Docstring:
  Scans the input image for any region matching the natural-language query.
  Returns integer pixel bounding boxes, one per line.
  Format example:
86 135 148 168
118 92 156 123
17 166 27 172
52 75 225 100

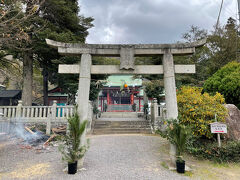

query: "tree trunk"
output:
22 52 33 106
43 67 48 105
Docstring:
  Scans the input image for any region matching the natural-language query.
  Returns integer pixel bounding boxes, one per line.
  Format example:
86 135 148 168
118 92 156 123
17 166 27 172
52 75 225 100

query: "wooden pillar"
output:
107 91 110 105
131 94 134 104
139 98 141 112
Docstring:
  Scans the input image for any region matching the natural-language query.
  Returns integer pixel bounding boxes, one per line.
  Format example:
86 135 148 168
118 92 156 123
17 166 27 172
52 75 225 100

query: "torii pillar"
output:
46 38 206 165
163 50 178 164
78 54 91 146
163 50 178 119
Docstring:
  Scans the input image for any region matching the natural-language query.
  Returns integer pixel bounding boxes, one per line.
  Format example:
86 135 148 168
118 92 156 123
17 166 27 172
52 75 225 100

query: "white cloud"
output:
78 0 238 44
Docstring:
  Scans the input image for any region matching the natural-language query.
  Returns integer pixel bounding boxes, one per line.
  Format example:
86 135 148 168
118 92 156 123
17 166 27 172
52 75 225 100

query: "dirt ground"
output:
158 139 240 180
0 134 239 180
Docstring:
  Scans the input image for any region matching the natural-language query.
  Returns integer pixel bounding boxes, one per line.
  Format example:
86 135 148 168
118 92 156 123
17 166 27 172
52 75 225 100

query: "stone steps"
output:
94 125 150 128
101 112 138 118
93 120 152 135
94 121 149 125
93 130 152 135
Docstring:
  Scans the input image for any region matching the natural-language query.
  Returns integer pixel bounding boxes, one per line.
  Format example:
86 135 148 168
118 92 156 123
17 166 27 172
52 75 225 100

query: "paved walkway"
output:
97 117 144 121
0 134 189 180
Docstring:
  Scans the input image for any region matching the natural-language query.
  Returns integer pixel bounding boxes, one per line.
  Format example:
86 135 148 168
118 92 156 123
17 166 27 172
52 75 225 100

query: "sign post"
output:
210 122 227 147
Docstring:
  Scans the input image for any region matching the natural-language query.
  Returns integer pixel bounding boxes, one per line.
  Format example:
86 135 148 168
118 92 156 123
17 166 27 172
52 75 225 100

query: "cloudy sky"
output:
78 0 238 44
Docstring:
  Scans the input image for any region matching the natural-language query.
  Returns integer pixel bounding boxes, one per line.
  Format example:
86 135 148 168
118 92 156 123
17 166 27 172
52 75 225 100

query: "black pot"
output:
68 161 78 174
176 160 185 173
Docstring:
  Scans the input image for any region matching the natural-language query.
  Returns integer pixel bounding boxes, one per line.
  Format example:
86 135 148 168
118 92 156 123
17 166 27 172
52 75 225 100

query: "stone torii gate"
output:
46 38 205 162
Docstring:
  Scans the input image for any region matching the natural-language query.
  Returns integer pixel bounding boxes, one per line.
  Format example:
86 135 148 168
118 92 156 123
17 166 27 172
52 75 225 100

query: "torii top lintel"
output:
46 39 206 56
46 39 206 70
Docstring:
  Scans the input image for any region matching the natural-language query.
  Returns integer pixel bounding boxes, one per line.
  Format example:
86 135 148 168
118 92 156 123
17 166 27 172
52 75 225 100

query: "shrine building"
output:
99 75 144 112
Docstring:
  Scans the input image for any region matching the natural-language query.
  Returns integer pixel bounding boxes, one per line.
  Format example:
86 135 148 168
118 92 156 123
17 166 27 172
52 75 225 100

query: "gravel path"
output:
0 134 189 180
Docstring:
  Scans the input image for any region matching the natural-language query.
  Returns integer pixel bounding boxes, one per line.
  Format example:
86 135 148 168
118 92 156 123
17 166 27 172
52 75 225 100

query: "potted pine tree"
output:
59 110 88 174
162 118 191 173
173 123 189 173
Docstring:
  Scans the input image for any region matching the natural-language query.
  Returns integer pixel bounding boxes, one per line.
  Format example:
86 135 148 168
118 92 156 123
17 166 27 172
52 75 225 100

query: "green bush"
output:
143 103 148 114
186 139 240 163
203 61 240 108
93 104 99 114
143 80 164 103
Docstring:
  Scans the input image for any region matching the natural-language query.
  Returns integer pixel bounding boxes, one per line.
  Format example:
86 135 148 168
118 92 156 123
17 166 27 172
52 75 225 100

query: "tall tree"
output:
0 0 44 105
1 0 94 105
207 17 240 75
176 19 240 86
33 0 94 105
176 25 209 86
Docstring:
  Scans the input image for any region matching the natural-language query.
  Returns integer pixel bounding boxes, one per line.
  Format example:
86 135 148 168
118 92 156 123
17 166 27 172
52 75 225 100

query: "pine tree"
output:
33 0 94 105
0 0 44 105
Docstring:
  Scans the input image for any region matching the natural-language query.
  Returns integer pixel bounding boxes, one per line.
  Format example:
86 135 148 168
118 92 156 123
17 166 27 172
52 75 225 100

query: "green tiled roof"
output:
104 75 142 87
48 92 68 97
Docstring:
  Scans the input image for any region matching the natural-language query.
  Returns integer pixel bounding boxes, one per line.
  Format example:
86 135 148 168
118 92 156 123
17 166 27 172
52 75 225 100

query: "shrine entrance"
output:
99 75 143 112
46 38 206 162
46 38 206 121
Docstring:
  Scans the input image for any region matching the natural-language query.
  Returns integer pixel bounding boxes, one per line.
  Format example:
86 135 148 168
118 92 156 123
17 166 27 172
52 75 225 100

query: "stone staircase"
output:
92 112 152 135
100 112 139 118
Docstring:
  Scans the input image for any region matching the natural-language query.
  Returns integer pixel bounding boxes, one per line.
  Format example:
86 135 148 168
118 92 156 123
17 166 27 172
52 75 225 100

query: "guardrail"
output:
0 100 75 135
0 101 75 122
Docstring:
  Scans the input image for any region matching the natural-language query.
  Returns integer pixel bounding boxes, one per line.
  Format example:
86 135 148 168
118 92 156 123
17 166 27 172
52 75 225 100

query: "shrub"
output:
143 103 148 114
186 139 240 163
203 61 240 108
177 86 228 138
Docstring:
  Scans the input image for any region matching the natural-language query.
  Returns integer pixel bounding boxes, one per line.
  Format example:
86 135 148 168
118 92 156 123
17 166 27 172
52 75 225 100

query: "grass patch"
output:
212 162 230 168
183 171 193 177
160 161 168 169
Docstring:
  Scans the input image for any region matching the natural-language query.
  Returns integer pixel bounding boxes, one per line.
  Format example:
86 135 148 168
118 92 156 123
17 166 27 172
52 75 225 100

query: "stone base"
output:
78 157 84 168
